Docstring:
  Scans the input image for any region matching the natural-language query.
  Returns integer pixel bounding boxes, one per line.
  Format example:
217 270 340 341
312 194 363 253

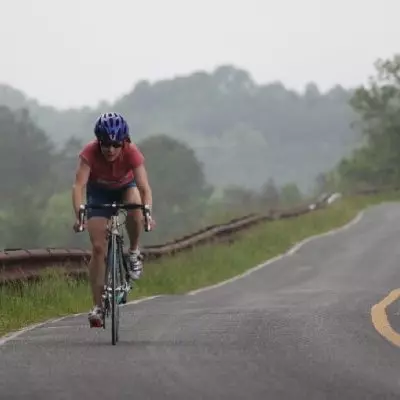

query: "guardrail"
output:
0 193 336 284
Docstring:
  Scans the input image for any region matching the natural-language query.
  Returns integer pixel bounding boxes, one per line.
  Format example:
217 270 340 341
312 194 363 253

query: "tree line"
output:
316 54 400 193
0 106 305 250
3 51 395 250
0 65 361 193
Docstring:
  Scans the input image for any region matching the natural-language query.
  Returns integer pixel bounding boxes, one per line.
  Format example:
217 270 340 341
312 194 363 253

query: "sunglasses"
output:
100 140 123 148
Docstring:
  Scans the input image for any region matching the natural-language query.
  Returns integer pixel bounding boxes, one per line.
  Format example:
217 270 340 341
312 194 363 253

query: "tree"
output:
220 185 259 213
40 190 89 248
280 183 303 206
53 136 84 192
0 65 362 192
259 178 280 209
137 134 213 243
336 53 400 188
0 106 55 206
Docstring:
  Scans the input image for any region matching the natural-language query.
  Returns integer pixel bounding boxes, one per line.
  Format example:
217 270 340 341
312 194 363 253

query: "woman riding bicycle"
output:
72 112 154 327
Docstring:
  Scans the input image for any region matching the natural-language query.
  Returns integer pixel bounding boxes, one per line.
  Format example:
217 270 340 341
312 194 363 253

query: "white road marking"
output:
187 210 364 296
0 197 363 347
0 295 162 347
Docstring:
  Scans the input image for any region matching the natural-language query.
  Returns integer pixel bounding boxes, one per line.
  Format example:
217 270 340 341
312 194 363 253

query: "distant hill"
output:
0 65 362 191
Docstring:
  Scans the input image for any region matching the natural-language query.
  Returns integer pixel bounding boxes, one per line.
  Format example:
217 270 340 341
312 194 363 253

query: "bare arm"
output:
133 164 153 208
72 157 91 218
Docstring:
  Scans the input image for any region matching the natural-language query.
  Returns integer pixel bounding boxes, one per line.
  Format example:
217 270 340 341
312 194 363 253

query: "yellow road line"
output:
371 288 400 347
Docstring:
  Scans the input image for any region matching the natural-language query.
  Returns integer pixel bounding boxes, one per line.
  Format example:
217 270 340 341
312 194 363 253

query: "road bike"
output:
77 202 151 345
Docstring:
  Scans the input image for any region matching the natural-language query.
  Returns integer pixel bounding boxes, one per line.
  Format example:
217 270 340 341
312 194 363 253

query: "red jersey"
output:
79 140 144 188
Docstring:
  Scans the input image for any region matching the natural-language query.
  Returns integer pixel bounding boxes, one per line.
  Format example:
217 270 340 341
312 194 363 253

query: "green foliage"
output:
3 108 308 249
0 65 361 191
259 178 281 208
0 72 332 249
136 134 214 243
41 191 89 248
329 53 400 191
0 107 55 207
280 183 303 206
210 178 305 218
0 107 90 248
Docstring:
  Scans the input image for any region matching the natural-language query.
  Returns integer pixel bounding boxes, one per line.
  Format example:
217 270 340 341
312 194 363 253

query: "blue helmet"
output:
94 112 129 142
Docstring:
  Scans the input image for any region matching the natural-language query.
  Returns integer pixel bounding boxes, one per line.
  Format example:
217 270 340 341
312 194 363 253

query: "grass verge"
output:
1 191 399 337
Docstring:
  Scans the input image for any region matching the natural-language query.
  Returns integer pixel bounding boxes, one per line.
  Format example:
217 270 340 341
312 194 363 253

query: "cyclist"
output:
72 112 154 327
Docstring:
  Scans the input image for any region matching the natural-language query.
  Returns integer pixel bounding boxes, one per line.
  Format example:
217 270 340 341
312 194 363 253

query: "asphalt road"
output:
2 203 400 399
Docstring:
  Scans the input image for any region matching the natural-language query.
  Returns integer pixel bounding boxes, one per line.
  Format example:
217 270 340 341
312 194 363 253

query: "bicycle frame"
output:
78 202 150 345
102 211 129 344
105 209 131 306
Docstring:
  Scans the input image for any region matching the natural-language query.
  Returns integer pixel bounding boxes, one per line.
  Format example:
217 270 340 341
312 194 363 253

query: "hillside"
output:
0 65 362 191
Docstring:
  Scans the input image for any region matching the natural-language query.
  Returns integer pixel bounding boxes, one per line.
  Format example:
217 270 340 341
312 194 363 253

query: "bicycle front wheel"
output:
106 233 120 345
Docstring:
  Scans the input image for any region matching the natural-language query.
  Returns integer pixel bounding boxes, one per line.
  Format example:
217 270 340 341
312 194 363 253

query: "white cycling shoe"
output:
88 305 103 328
128 249 143 280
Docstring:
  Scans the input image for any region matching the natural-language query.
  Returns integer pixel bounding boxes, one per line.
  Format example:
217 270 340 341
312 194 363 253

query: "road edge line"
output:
0 295 162 347
187 210 364 296
0 207 367 346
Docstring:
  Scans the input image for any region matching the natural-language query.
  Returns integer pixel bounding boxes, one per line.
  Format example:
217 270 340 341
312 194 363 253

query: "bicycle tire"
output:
116 235 130 304
102 238 112 331
106 233 119 345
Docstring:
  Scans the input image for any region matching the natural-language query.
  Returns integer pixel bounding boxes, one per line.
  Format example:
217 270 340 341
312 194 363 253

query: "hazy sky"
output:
1 0 398 109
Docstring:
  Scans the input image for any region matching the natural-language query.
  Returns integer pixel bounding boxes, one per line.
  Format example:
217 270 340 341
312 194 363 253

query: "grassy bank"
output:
1 192 399 337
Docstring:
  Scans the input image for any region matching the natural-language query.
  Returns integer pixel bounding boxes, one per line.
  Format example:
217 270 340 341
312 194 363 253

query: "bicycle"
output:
77 202 151 345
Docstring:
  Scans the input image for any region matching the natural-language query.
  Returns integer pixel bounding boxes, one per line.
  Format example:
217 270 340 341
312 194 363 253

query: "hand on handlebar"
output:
143 204 156 232
73 218 85 232
73 204 156 233
147 214 156 231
